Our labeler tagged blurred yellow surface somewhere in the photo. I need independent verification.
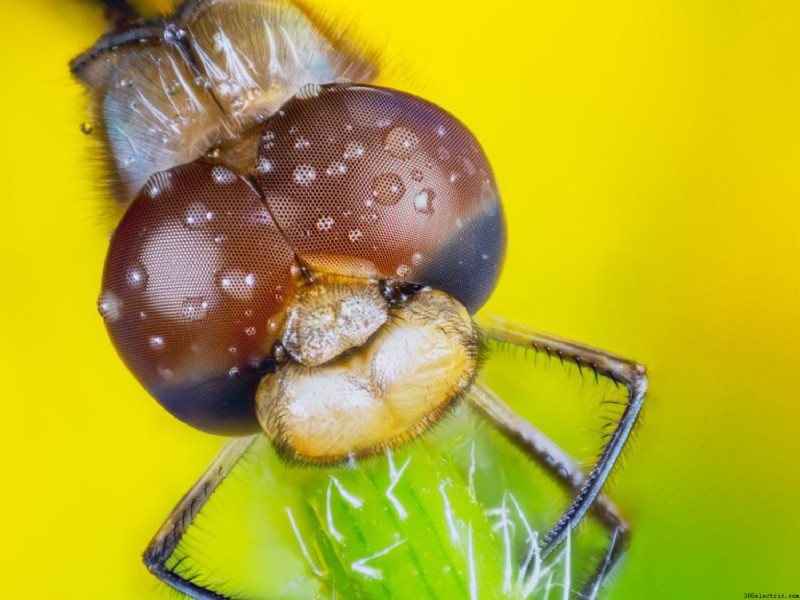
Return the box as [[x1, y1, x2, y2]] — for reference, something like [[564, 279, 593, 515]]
[[1, 0, 799, 598]]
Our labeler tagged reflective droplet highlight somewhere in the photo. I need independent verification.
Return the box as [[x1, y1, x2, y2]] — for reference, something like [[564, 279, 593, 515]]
[[384, 127, 419, 159], [372, 173, 405, 205]]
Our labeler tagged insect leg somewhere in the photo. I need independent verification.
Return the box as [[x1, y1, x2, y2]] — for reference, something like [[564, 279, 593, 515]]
[[475, 315, 647, 569], [466, 382, 630, 597], [143, 436, 257, 600]]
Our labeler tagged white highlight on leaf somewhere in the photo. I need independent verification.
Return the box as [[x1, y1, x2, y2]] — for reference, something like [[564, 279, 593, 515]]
[[586, 528, 618, 600], [468, 524, 478, 600], [286, 507, 323, 576], [439, 480, 460, 544], [488, 495, 513, 593], [351, 539, 406, 580], [507, 493, 541, 593], [326, 479, 343, 543], [562, 530, 572, 600], [330, 476, 363, 508], [386, 449, 411, 520], [468, 440, 477, 501]]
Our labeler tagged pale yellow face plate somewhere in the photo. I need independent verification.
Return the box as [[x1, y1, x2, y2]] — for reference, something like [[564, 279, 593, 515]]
[[257, 286, 478, 462]]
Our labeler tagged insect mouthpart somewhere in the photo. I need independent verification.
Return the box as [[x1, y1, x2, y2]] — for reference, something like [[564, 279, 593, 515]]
[[256, 285, 479, 464]]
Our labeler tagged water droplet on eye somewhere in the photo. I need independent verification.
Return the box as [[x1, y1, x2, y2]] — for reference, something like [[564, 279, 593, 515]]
[[449, 172, 459, 183], [80, 122, 93, 135], [325, 161, 347, 176], [462, 157, 477, 177], [212, 165, 236, 184], [118, 77, 133, 88], [158, 366, 175, 381], [384, 127, 419, 159], [149, 336, 165, 350], [436, 125, 446, 137], [412, 252, 423, 265], [218, 269, 257, 300], [228, 366, 240, 377], [413, 189, 435, 214], [97, 290, 121, 323], [372, 173, 405, 205], [349, 229, 363, 242], [295, 137, 311, 149], [229, 346, 237, 354], [438, 147, 451, 161], [316, 216, 334, 231], [294, 165, 316, 185], [184, 202, 214, 228], [396, 264, 410, 277], [410, 169, 423, 182], [256, 157, 273, 174], [343, 141, 365, 159], [126, 262, 148, 290], [244, 326, 256, 336], [181, 297, 209, 321]]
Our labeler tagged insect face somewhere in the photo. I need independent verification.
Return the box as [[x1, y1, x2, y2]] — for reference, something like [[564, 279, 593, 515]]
[[97, 81, 504, 450]]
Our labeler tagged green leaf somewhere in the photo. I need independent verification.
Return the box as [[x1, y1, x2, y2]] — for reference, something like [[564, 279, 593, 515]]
[[161, 340, 624, 599]]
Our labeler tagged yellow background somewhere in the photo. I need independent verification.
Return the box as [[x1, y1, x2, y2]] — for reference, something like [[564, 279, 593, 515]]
[[1, 0, 799, 598]]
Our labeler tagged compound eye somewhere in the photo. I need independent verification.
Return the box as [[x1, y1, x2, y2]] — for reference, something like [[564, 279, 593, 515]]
[[98, 162, 295, 434], [255, 84, 506, 313]]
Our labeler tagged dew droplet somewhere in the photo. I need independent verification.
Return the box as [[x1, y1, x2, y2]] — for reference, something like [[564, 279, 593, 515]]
[[325, 161, 347, 176], [412, 252, 423, 265], [126, 262, 148, 290], [184, 202, 214, 228], [228, 366, 240, 377], [218, 269, 257, 300], [293, 165, 316, 185], [462, 157, 477, 177], [372, 173, 405, 205], [256, 157, 273, 174], [212, 165, 236, 184], [438, 147, 451, 161], [396, 264, 410, 277], [316, 216, 334, 231], [245, 326, 256, 336], [343, 141, 365, 159], [436, 124, 446, 137], [413, 189, 435, 214], [349, 229, 363, 242], [294, 137, 311, 149], [97, 290, 121, 323], [149, 336, 165, 350], [384, 127, 419, 159], [229, 346, 237, 354], [181, 297, 209, 321], [80, 122, 93, 135]]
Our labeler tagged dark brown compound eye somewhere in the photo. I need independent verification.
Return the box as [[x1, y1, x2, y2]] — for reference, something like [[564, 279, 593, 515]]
[[255, 84, 506, 313], [98, 162, 296, 434]]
